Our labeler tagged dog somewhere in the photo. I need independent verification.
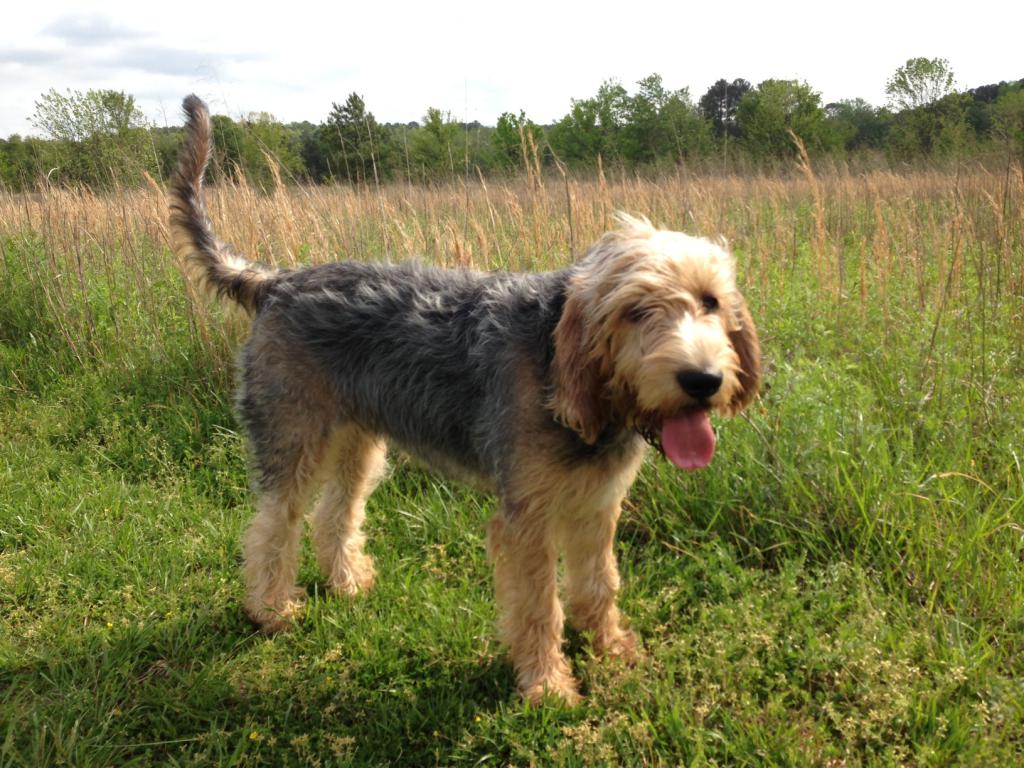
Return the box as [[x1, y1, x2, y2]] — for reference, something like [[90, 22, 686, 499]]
[[167, 95, 761, 704]]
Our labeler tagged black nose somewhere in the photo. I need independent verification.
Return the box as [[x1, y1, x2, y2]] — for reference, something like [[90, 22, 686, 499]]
[[677, 370, 722, 400]]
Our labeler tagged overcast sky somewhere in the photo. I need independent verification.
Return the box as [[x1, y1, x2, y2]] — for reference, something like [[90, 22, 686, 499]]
[[2, 1, 1021, 138]]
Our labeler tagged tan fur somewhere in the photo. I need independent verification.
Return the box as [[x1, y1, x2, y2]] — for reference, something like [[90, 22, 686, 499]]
[[168, 94, 277, 314], [310, 426, 388, 596], [557, 500, 637, 659], [238, 331, 338, 629], [725, 295, 762, 414], [487, 216, 761, 702], [549, 285, 611, 443], [552, 214, 761, 440], [482, 362, 649, 702], [497, 448, 645, 702]]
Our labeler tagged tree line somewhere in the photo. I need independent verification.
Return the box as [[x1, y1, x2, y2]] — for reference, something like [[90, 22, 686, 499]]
[[1, 58, 1022, 191]]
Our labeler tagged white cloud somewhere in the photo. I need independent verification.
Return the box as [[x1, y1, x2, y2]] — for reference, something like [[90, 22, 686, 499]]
[[1, 0, 1022, 137], [42, 14, 138, 45]]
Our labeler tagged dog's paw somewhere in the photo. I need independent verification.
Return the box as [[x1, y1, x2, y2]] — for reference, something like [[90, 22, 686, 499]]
[[595, 627, 640, 661], [518, 662, 583, 707], [328, 553, 376, 597], [246, 589, 306, 634], [521, 677, 583, 707]]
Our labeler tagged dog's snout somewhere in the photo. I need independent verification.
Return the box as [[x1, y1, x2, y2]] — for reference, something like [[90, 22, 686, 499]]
[[677, 370, 723, 400]]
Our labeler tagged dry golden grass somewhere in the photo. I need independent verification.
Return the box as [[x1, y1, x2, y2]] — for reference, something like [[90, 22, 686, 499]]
[[2, 164, 1019, 268], [1, 162, 1022, 371]]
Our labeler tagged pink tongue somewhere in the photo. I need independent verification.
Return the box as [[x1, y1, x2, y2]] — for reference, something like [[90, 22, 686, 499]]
[[661, 410, 716, 470]]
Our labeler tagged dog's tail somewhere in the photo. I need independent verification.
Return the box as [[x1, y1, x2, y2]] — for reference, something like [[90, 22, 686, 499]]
[[168, 94, 276, 314]]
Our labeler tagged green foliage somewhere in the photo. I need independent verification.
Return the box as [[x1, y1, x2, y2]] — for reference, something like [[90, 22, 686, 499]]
[[0, 135, 48, 189], [548, 79, 629, 165], [699, 78, 751, 139], [209, 112, 305, 189], [619, 75, 710, 165], [619, 75, 672, 164], [992, 87, 1024, 162], [408, 107, 462, 180], [317, 93, 393, 184], [658, 89, 714, 162], [736, 79, 838, 158], [887, 92, 973, 160], [149, 127, 185, 183], [825, 99, 892, 151], [246, 113, 306, 182], [492, 111, 540, 173], [4, 69, 1024, 192], [886, 57, 956, 112], [546, 98, 607, 164], [548, 75, 711, 169], [28, 88, 157, 188], [32, 88, 147, 143]]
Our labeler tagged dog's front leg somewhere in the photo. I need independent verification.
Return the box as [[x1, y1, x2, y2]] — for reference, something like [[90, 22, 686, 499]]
[[487, 510, 580, 705], [558, 502, 638, 659]]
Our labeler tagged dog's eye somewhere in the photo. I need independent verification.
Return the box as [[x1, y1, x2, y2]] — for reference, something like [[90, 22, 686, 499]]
[[701, 294, 719, 312]]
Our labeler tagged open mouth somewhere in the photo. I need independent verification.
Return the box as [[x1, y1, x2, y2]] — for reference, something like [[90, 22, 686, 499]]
[[641, 408, 716, 471]]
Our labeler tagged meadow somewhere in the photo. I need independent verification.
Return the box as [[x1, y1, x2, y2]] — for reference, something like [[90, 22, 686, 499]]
[[1, 160, 1023, 765]]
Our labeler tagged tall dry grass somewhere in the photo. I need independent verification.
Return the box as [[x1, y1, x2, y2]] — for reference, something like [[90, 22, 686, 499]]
[[1, 162, 1022, 375]]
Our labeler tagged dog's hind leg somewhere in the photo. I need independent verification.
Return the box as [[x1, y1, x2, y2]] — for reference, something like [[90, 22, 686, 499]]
[[310, 425, 387, 597], [238, 336, 337, 634], [241, 419, 332, 634], [242, 497, 308, 633], [241, 445, 324, 633]]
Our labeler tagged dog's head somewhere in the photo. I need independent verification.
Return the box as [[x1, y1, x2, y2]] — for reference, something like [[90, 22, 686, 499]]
[[549, 215, 761, 468]]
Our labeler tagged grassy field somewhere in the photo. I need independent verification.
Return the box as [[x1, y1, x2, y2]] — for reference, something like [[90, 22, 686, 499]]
[[2, 163, 1023, 766]]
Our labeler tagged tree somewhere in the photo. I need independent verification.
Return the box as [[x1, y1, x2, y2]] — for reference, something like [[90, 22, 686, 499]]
[[548, 79, 630, 165], [886, 92, 971, 160], [210, 114, 248, 179], [825, 99, 891, 151], [547, 98, 606, 164], [618, 75, 710, 166], [619, 74, 669, 164], [292, 121, 329, 182], [885, 57, 956, 112], [699, 79, 751, 139], [32, 88, 147, 142], [408, 108, 461, 179], [30, 88, 155, 186], [243, 112, 305, 187], [965, 79, 1024, 137], [592, 80, 630, 160], [0, 135, 46, 190], [151, 126, 185, 182], [492, 111, 541, 172], [991, 87, 1024, 163], [736, 79, 835, 159], [319, 93, 390, 183], [659, 87, 714, 162]]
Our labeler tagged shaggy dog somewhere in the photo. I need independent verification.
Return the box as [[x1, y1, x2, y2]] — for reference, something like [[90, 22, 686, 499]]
[[168, 95, 761, 703]]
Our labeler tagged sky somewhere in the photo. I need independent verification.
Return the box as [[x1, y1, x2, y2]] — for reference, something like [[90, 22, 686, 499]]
[[2, 1, 1022, 138]]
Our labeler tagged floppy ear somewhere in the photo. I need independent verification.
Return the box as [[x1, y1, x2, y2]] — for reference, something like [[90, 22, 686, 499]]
[[548, 289, 610, 444], [727, 294, 762, 413]]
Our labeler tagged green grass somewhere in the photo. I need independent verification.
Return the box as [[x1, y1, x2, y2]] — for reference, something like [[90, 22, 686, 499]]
[[2, 177, 1024, 766]]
